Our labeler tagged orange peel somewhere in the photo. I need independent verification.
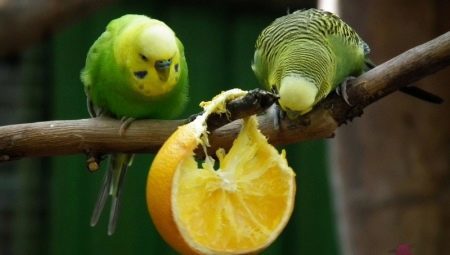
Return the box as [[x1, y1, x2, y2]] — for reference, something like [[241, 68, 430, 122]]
[[146, 89, 296, 254]]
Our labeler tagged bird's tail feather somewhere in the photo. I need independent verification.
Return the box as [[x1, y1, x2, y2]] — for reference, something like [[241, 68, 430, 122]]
[[90, 153, 134, 235], [399, 86, 443, 104], [90, 168, 112, 227], [364, 58, 443, 104], [108, 197, 121, 236]]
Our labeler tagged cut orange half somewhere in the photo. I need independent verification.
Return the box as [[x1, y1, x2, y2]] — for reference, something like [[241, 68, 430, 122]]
[[146, 90, 296, 255]]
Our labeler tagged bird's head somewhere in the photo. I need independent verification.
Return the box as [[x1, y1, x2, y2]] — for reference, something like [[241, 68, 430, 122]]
[[117, 19, 182, 97]]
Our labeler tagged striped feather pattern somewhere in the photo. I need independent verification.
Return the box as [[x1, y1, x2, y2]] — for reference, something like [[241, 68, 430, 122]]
[[253, 8, 369, 103]]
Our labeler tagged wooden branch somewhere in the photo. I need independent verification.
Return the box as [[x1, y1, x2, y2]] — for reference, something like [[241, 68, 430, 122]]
[[0, 0, 115, 56], [0, 90, 278, 160], [0, 31, 449, 162]]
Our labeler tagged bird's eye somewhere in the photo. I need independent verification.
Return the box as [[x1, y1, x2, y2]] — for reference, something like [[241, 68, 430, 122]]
[[174, 64, 179, 72], [134, 71, 148, 79], [140, 54, 148, 62]]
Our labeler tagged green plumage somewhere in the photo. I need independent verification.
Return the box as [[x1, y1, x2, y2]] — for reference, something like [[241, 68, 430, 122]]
[[81, 14, 188, 235], [252, 8, 368, 115], [82, 15, 188, 119]]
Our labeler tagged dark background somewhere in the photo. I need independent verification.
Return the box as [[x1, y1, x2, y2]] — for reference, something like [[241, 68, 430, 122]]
[[0, 0, 448, 254], [0, 0, 335, 254]]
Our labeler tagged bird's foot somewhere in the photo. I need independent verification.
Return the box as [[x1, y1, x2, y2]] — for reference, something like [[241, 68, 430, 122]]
[[119, 117, 135, 136], [87, 97, 108, 118], [336, 76, 356, 106], [266, 104, 284, 131]]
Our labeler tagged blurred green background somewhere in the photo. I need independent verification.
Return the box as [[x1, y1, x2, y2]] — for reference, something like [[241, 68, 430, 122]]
[[0, 0, 339, 254]]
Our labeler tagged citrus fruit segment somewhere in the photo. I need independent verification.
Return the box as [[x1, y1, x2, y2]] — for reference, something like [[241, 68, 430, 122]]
[[173, 116, 296, 254], [147, 90, 296, 255]]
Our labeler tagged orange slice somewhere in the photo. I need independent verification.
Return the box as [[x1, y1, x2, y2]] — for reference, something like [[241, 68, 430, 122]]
[[146, 89, 296, 254]]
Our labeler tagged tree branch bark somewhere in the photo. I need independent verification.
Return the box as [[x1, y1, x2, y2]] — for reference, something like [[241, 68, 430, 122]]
[[0, 31, 449, 162]]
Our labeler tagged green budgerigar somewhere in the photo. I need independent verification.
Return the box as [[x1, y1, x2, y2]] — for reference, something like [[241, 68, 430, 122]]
[[252, 8, 441, 118], [81, 14, 188, 235]]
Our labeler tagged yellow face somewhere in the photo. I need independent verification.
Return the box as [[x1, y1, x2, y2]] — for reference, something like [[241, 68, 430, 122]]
[[115, 20, 181, 97]]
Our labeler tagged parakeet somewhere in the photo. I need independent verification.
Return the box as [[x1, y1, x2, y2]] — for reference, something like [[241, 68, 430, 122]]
[[81, 14, 188, 235], [252, 8, 441, 118]]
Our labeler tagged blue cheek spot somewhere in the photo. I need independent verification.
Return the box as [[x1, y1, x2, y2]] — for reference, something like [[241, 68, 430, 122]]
[[134, 71, 148, 79]]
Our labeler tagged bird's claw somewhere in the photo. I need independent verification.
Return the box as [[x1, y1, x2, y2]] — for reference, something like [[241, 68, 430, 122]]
[[266, 104, 283, 131], [336, 76, 356, 106], [119, 117, 135, 136]]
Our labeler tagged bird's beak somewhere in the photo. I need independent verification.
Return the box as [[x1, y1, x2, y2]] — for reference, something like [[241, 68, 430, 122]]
[[155, 59, 172, 81]]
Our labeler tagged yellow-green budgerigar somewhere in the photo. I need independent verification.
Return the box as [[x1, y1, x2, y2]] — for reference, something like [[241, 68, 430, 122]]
[[252, 8, 441, 118], [81, 14, 188, 235]]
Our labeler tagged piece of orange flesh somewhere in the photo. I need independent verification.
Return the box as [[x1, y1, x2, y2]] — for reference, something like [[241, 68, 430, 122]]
[[147, 88, 296, 255], [147, 115, 296, 255], [172, 116, 296, 254]]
